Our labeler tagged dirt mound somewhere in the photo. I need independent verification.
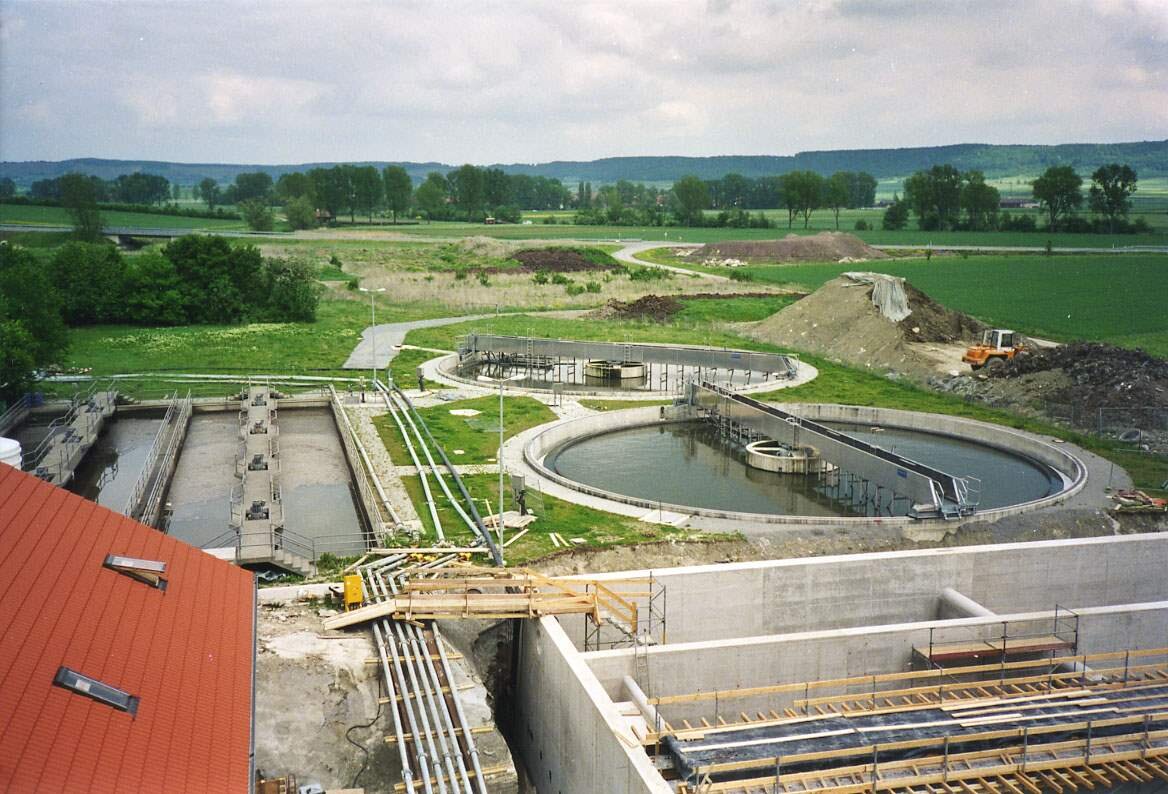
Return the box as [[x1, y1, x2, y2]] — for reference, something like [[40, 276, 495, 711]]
[[590, 292, 792, 322], [749, 273, 984, 379], [694, 232, 889, 264], [988, 342, 1168, 411], [454, 236, 513, 258], [508, 248, 615, 273], [591, 295, 684, 322]]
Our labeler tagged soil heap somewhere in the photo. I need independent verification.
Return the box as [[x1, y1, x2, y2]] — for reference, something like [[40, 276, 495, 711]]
[[455, 236, 513, 258], [749, 273, 985, 379], [507, 248, 615, 273], [694, 232, 889, 264], [589, 292, 794, 323], [988, 342, 1168, 412]]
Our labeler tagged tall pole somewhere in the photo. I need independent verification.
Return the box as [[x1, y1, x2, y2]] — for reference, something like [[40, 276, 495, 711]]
[[498, 378, 505, 562], [370, 291, 377, 387]]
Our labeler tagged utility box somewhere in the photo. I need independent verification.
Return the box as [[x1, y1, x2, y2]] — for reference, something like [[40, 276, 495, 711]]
[[343, 575, 364, 611]]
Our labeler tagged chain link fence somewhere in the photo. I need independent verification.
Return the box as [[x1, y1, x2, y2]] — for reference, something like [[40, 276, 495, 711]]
[[1044, 402, 1168, 457]]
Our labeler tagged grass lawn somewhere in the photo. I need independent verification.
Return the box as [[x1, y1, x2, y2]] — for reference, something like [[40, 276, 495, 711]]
[[578, 398, 671, 411], [676, 294, 800, 323], [393, 473, 736, 565], [0, 202, 248, 230], [372, 394, 555, 465], [62, 298, 372, 381], [388, 347, 450, 390]]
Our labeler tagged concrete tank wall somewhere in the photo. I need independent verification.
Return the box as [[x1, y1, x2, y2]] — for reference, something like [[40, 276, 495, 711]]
[[557, 534, 1168, 648], [583, 602, 1168, 723], [514, 617, 666, 794]]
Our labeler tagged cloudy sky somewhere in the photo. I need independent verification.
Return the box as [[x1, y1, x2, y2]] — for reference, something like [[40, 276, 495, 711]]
[[1, 0, 1165, 165]]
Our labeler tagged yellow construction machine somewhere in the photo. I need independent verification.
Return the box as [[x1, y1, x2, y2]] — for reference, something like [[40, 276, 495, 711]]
[[963, 329, 1025, 370]]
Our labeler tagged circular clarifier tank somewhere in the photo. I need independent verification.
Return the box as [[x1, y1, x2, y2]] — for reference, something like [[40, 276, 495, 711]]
[[538, 409, 1075, 520]]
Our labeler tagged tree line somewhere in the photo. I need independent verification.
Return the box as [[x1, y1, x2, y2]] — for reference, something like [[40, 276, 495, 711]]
[[883, 163, 1144, 234], [0, 236, 321, 401]]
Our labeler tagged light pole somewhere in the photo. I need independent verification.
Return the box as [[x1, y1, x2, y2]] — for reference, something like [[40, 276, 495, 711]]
[[358, 287, 387, 387], [477, 371, 525, 560]]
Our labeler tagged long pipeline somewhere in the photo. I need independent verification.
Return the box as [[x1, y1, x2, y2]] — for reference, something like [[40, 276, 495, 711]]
[[388, 383, 503, 566]]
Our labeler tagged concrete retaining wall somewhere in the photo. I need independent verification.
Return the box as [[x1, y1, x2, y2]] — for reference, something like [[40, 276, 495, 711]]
[[514, 617, 666, 794], [557, 533, 1168, 648], [583, 602, 1168, 723], [523, 403, 1087, 529]]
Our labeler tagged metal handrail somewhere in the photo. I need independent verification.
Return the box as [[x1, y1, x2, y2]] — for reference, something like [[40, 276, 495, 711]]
[[0, 394, 31, 436]]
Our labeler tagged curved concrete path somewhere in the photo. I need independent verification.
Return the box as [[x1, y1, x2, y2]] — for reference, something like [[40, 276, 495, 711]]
[[609, 240, 727, 280]]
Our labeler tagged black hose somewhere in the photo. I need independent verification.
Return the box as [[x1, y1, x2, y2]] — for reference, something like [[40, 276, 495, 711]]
[[345, 699, 384, 789], [387, 382, 503, 566]]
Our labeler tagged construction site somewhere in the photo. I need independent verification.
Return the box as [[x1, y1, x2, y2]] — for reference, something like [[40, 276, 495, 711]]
[[2, 245, 1166, 794]]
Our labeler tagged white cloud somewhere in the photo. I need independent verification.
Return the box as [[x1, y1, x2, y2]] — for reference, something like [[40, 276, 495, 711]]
[[0, 0, 1163, 163]]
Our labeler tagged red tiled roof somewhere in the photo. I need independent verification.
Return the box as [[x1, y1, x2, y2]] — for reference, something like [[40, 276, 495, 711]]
[[0, 465, 255, 793]]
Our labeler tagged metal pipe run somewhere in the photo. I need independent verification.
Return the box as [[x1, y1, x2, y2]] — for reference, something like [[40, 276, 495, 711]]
[[434, 625, 490, 794], [363, 566, 434, 794], [378, 381, 445, 539], [388, 383, 502, 566], [382, 385, 478, 539]]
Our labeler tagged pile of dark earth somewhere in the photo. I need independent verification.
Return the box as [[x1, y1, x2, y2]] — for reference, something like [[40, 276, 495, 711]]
[[591, 292, 789, 322], [504, 248, 616, 273], [900, 281, 986, 343]]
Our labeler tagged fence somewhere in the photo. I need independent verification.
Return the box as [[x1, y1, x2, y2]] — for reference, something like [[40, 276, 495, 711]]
[[123, 390, 192, 525], [1044, 402, 1168, 455]]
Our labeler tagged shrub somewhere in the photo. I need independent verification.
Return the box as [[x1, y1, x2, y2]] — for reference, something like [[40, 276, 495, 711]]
[[239, 198, 275, 231], [329, 254, 342, 267], [532, 270, 549, 285], [261, 257, 321, 322], [854, 219, 870, 231], [284, 196, 317, 230], [565, 283, 585, 296], [551, 273, 571, 286], [477, 272, 490, 286], [454, 270, 467, 281], [585, 281, 601, 293], [629, 267, 670, 282]]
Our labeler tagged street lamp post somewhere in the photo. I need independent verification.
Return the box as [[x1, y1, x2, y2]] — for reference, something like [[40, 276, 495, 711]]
[[358, 287, 387, 387], [478, 371, 525, 562]]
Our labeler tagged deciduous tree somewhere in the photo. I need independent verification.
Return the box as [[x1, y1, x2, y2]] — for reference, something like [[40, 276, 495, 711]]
[[1032, 166, 1082, 231], [382, 166, 412, 223], [671, 174, 709, 226], [59, 172, 104, 241], [1088, 163, 1137, 233]]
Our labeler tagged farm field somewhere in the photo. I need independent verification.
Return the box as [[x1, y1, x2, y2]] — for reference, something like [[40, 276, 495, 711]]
[[0, 202, 248, 230], [641, 250, 1168, 356]]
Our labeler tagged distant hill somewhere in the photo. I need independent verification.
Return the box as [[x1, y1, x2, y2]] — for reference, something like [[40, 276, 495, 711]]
[[2, 141, 1165, 187]]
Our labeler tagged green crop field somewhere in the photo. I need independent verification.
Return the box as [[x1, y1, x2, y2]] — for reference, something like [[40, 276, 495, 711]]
[[728, 254, 1168, 355], [0, 202, 248, 230]]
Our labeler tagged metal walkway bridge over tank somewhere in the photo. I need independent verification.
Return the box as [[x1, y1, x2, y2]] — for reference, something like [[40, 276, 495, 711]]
[[687, 381, 977, 518]]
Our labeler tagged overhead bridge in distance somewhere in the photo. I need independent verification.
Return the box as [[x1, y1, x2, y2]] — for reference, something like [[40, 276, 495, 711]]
[[688, 381, 975, 518]]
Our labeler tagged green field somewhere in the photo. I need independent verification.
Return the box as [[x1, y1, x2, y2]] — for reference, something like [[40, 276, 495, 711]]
[[373, 394, 555, 465], [377, 219, 1168, 247], [738, 254, 1168, 355], [0, 202, 248, 230], [394, 473, 732, 564]]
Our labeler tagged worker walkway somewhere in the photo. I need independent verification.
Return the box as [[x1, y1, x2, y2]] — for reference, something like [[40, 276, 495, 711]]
[[208, 386, 315, 576], [688, 381, 976, 518], [650, 648, 1168, 793], [22, 385, 117, 487]]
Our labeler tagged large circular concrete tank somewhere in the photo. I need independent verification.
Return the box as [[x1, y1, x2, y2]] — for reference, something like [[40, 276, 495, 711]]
[[0, 436, 21, 468]]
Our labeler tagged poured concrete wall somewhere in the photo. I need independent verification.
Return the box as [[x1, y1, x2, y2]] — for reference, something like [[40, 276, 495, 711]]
[[584, 602, 1168, 723], [514, 617, 666, 794], [558, 533, 1168, 648]]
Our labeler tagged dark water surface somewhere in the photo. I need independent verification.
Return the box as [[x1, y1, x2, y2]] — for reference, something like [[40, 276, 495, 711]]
[[547, 421, 1060, 517]]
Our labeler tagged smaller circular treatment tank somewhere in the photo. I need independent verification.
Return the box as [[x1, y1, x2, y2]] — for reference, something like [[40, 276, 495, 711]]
[[744, 439, 834, 475], [583, 360, 647, 380]]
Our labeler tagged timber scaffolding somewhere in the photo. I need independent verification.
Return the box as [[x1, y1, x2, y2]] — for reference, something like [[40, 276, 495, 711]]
[[123, 390, 192, 527], [648, 647, 1168, 794], [20, 383, 117, 486], [457, 333, 799, 391], [688, 382, 979, 519]]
